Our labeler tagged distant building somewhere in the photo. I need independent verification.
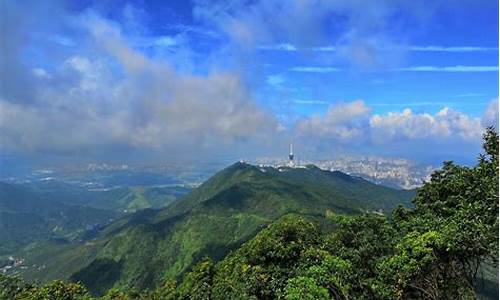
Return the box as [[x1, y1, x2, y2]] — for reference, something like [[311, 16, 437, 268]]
[[289, 142, 294, 167]]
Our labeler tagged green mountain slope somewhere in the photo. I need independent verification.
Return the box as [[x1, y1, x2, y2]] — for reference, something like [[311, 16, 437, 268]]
[[20, 162, 415, 295], [0, 181, 190, 256], [10, 180, 191, 213], [0, 182, 120, 255]]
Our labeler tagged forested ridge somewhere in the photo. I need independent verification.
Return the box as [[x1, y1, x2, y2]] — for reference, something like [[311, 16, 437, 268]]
[[1, 127, 498, 300]]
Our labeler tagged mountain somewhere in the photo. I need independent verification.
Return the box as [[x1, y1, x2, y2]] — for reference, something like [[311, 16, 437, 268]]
[[0, 182, 119, 255], [18, 162, 415, 295], [256, 156, 434, 189], [9, 179, 191, 212], [0, 181, 191, 256]]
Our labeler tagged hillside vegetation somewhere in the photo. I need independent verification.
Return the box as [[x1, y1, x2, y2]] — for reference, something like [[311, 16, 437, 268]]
[[0, 181, 190, 255], [14, 156, 414, 294], [1, 128, 497, 299]]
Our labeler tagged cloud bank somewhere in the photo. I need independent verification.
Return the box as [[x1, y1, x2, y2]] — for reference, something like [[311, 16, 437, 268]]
[[295, 99, 497, 161], [0, 0, 497, 165], [0, 7, 280, 159], [195, 0, 418, 65]]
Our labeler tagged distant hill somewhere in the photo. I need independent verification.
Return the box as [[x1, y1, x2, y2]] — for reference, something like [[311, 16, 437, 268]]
[[0, 182, 119, 255], [19, 162, 415, 295], [0, 181, 191, 255], [10, 179, 191, 212]]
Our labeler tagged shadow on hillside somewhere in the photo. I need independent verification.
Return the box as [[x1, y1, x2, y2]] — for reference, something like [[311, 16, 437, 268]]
[[70, 258, 124, 296]]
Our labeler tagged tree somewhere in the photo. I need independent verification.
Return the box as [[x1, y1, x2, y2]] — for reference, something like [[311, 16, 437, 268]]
[[3, 128, 498, 300], [210, 215, 322, 300], [19, 280, 91, 300], [0, 274, 33, 300], [381, 127, 499, 299], [284, 277, 329, 300], [177, 257, 215, 300], [149, 280, 178, 300]]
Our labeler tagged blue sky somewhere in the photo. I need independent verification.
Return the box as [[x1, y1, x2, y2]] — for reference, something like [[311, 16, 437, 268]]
[[0, 0, 498, 167]]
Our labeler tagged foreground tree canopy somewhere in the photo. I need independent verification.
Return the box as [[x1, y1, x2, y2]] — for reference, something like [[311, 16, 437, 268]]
[[1, 127, 498, 300]]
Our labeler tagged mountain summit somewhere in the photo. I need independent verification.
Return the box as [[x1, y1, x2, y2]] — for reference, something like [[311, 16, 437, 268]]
[[22, 162, 415, 295]]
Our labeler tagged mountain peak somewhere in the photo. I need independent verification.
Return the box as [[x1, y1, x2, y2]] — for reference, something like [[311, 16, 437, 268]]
[[23, 162, 415, 294]]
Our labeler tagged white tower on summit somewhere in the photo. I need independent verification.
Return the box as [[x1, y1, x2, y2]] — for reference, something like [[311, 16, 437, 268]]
[[288, 142, 294, 167]]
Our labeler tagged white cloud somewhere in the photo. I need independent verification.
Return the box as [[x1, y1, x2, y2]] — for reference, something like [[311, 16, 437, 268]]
[[314, 45, 499, 53], [130, 35, 181, 49], [399, 66, 499, 72], [266, 74, 285, 88], [295, 100, 488, 150], [289, 65, 499, 73], [297, 100, 370, 141], [0, 15, 280, 155], [481, 98, 499, 128], [408, 46, 498, 52], [315, 45, 497, 53], [311, 45, 336, 51], [48, 35, 75, 47], [193, 0, 442, 66], [370, 107, 483, 142], [31, 68, 50, 79], [166, 24, 219, 39], [1, 1, 495, 164], [259, 44, 497, 53], [455, 93, 485, 98], [290, 66, 341, 73], [371, 102, 453, 107], [258, 43, 297, 51], [293, 100, 328, 105], [154, 36, 178, 47]]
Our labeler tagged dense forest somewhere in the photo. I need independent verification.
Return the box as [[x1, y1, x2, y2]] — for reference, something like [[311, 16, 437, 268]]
[[1, 127, 498, 300]]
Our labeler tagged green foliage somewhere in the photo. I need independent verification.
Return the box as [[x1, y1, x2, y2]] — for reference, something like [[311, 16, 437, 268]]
[[0, 181, 190, 256], [0, 181, 120, 255], [34, 280, 91, 300], [381, 127, 499, 299], [297, 255, 353, 299], [284, 277, 329, 300], [3, 129, 498, 299], [177, 258, 214, 300], [70, 258, 124, 296], [26, 161, 412, 294], [148, 280, 178, 300], [8, 279, 92, 300], [210, 215, 322, 299], [0, 273, 33, 300], [100, 287, 143, 300], [323, 214, 396, 298]]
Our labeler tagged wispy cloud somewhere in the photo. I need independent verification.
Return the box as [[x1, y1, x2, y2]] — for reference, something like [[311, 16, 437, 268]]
[[153, 36, 178, 47], [290, 65, 498, 73], [455, 93, 485, 98], [371, 102, 488, 108], [290, 66, 341, 73], [258, 43, 297, 51], [312, 45, 336, 51], [259, 43, 497, 53], [399, 65, 499, 72], [266, 74, 285, 87], [409, 46, 498, 52], [293, 100, 328, 105], [166, 24, 220, 39], [132, 35, 180, 49], [48, 35, 75, 47], [371, 102, 454, 107]]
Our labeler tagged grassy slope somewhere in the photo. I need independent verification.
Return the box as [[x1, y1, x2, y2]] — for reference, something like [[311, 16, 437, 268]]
[[22, 162, 415, 294]]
